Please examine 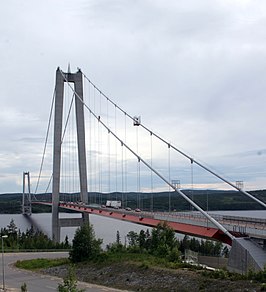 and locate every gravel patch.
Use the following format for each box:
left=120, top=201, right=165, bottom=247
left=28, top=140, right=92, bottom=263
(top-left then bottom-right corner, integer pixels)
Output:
left=42, top=262, right=262, bottom=291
